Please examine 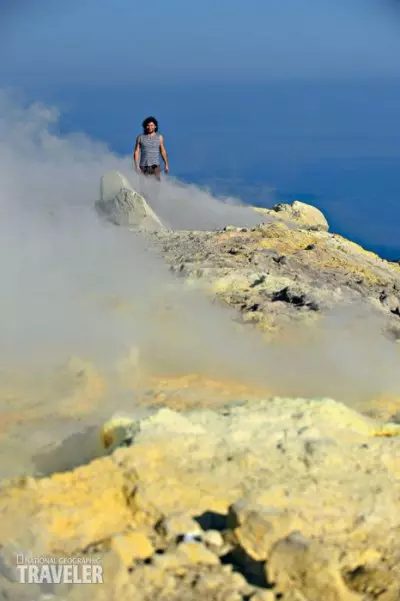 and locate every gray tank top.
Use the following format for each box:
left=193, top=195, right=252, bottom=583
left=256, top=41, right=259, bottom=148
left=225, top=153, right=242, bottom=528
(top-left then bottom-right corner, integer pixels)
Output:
left=139, top=134, right=161, bottom=167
